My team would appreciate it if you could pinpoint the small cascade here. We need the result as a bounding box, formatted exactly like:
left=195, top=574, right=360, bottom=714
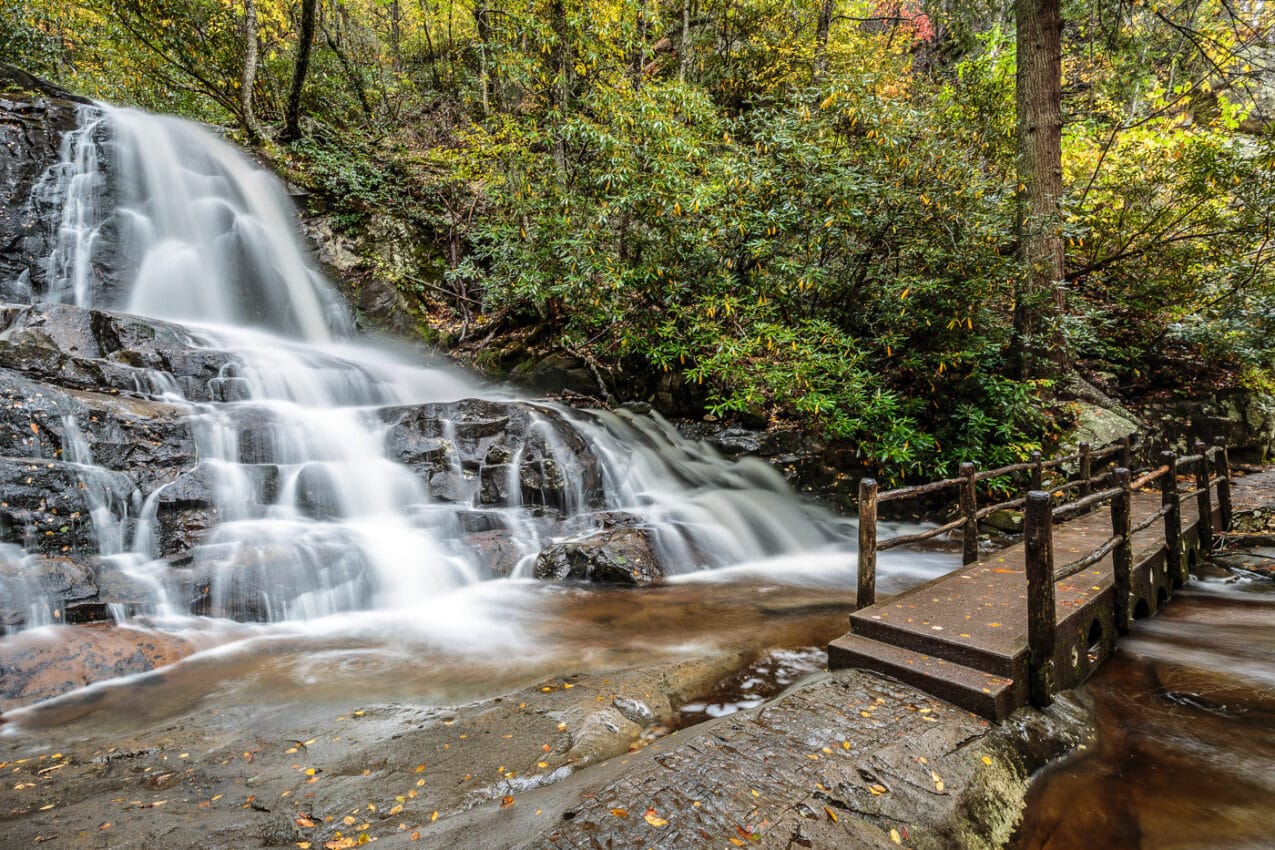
left=59, top=414, right=174, bottom=619
left=0, top=543, right=55, bottom=634
left=0, top=99, right=875, bottom=637
left=33, top=107, right=111, bottom=306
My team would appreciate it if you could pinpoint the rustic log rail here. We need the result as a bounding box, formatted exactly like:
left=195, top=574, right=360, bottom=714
left=843, top=435, right=1234, bottom=716
left=857, top=434, right=1135, bottom=606
left=1021, top=439, right=1231, bottom=706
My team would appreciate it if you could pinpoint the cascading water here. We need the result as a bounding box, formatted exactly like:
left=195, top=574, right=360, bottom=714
left=0, top=100, right=900, bottom=645
left=0, top=99, right=966, bottom=747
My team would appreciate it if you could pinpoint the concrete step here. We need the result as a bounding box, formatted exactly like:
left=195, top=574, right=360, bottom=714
left=827, top=632, right=1021, bottom=721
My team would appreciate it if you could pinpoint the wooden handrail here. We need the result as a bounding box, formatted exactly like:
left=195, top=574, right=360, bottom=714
left=854, top=434, right=1236, bottom=710
left=857, top=434, right=1144, bottom=607
left=877, top=516, right=966, bottom=551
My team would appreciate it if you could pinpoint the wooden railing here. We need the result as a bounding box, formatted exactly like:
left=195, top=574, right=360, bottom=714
left=856, top=435, right=1135, bottom=607
left=1022, top=438, right=1233, bottom=707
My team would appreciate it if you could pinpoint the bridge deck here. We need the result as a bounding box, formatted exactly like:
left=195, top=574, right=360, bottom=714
left=830, top=491, right=1213, bottom=719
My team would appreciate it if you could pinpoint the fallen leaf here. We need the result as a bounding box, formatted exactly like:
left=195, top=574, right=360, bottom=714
left=823, top=806, right=838, bottom=822
left=610, top=808, right=629, bottom=818
left=643, top=808, right=668, bottom=827
left=890, top=828, right=902, bottom=844
left=501, top=796, right=515, bottom=808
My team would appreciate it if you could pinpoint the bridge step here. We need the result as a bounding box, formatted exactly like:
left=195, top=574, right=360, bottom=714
left=849, top=588, right=1025, bottom=679
left=828, top=633, right=1020, bottom=721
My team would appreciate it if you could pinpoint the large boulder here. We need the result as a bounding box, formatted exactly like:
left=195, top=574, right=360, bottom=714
left=534, top=527, right=661, bottom=585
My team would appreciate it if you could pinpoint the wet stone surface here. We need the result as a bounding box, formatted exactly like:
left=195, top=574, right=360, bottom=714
left=0, top=664, right=1092, bottom=850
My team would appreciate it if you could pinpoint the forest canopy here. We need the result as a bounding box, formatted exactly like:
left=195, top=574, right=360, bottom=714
left=5, top=0, right=1273, bottom=479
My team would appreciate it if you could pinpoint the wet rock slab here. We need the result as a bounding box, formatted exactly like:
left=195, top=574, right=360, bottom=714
left=0, top=665, right=1091, bottom=850
left=0, top=623, right=200, bottom=710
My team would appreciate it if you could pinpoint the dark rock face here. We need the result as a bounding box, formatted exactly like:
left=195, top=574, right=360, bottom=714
left=381, top=399, right=606, bottom=512
left=0, top=67, right=87, bottom=301
left=0, top=65, right=125, bottom=307
left=0, top=297, right=681, bottom=630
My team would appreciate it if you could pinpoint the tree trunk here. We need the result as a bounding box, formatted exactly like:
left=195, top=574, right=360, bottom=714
left=1014, top=0, right=1067, bottom=378
left=281, top=0, right=319, bottom=143
left=549, top=0, right=570, bottom=175
left=813, top=0, right=833, bottom=82
left=473, top=1, right=493, bottom=114
left=240, top=0, right=264, bottom=140
left=679, top=0, right=692, bottom=82
left=629, top=0, right=648, bottom=89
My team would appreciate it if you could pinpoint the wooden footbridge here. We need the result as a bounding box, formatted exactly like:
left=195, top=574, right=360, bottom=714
left=829, top=437, right=1233, bottom=720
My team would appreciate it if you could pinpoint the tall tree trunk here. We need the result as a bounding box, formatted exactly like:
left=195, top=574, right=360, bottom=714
left=473, top=1, right=493, bottom=115
left=321, top=14, right=373, bottom=121
left=282, top=0, right=319, bottom=143
left=629, top=0, right=648, bottom=89
left=813, top=0, right=833, bottom=82
left=549, top=0, right=570, bottom=175
left=388, top=0, right=402, bottom=70
left=1014, top=0, right=1067, bottom=378
left=240, top=0, right=264, bottom=140
left=679, top=0, right=692, bottom=82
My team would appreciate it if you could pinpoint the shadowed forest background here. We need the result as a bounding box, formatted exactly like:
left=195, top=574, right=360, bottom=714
left=5, top=0, right=1273, bottom=481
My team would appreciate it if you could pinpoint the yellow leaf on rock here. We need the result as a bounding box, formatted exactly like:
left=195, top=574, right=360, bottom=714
left=643, top=808, right=668, bottom=827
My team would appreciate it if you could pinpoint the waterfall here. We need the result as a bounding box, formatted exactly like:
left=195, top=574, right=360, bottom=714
left=0, top=102, right=866, bottom=634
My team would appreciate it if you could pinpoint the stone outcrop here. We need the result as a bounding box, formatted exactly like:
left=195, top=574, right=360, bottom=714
left=0, top=299, right=670, bottom=633
left=534, top=527, right=661, bottom=585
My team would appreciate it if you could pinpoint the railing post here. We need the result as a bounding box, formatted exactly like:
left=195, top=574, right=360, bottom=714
left=857, top=478, right=878, bottom=608
left=1213, top=436, right=1233, bottom=532
left=1193, top=440, right=1213, bottom=556
left=1120, top=434, right=1133, bottom=471
left=1078, top=442, right=1092, bottom=497
left=1111, top=468, right=1134, bottom=633
left=1025, top=491, right=1056, bottom=708
left=959, top=462, right=978, bottom=566
left=1030, top=451, right=1043, bottom=491
left=1161, top=450, right=1184, bottom=583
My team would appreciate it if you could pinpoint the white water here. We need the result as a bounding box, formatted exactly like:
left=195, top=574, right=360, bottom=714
left=1, top=103, right=941, bottom=650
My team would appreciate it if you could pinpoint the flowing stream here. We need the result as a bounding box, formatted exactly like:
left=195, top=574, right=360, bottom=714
left=2, top=96, right=1273, bottom=850
left=0, top=102, right=951, bottom=726
left=1013, top=574, right=1275, bottom=850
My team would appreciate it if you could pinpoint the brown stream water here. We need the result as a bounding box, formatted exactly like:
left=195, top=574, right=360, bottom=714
left=1013, top=573, right=1275, bottom=850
